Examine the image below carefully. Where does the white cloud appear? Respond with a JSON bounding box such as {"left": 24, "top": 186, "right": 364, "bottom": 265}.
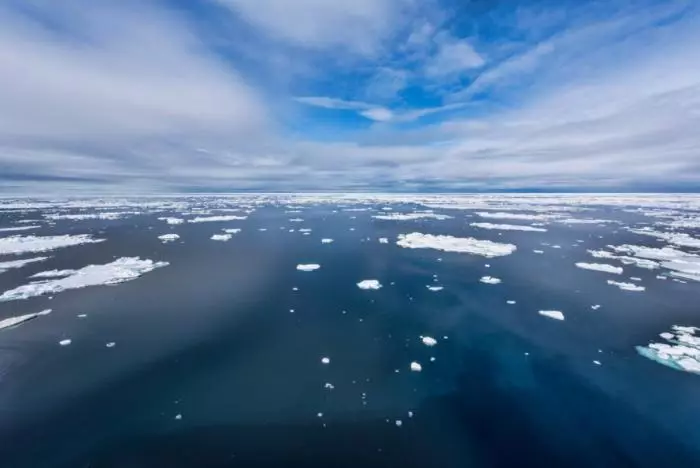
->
{"left": 423, "top": 39, "right": 484, "bottom": 78}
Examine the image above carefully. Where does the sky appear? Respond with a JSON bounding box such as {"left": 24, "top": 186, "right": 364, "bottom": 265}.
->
{"left": 1, "top": 0, "right": 699, "bottom": 193}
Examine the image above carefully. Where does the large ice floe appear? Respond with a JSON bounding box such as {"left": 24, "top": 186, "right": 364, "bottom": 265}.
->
{"left": 396, "top": 233, "right": 516, "bottom": 257}
{"left": 357, "top": 279, "right": 382, "bottom": 290}
{"left": 211, "top": 234, "right": 232, "bottom": 241}
{"left": 474, "top": 212, "right": 557, "bottom": 221}
{"left": 189, "top": 215, "right": 247, "bottom": 223}
{"left": 575, "top": 263, "right": 623, "bottom": 274}
{"left": 480, "top": 276, "right": 502, "bottom": 284}
{"left": 373, "top": 212, "right": 453, "bottom": 221}
{"left": 0, "top": 225, "right": 40, "bottom": 233}
{"left": 296, "top": 264, "right": 320, "bottom": 272}
{"left": 609, "top": 245, "right": 700, "bottom": 282}
{"left": 539, "top": 310, "right": 565, "bottom": 321}
{"left": 158, "top": 234, "right": 180, "bottom": 243}
{"left": 636, "top": 326, "right": 700, "bottom": 374}
{"left": 607, "top": 280, "right": 645, "bottom": 292}
{"left": 628, "top": 228, "right": 700, "bottom": 249}
{"left": 0, "top": 257, "right": 168, "bottom": 302}
{"left": 0, "top": 309, "right": 52, "bottom": 330}
{"left": 470, "top": 223, "right": 547, "bottom": 232}
{"left": 0, "top": 234, "right": 104, "bottom": 255}
{"left": 158, "top": 217, "right": 185, "bottom": 225}
{"left": 0, "top": 256, "right": 48, "bottom": 274}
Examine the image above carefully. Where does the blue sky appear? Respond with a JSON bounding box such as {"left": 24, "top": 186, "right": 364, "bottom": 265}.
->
{"left": 1, "top": 0, "right": 699, "bottom": 192}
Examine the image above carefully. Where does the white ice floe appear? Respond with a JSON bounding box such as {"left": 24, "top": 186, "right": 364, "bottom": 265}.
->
{"left": 507, "top": 300, "right": 516, "bottom": 305}
{"left": 297, "top": 264, "right": 320, "bottom": 272}
{"left": 556, "top": 218, "right": 613, "bottom": 224}
{"left": 158, "top": 217, "right": 185, "bottom": 225}
{"left": 324, "top": 383, "right": 335, "bottom": 390}
{"left": 223, "top": 228, "right": 241, "bottom": 234}
{"left": 357, "top": 279, "right": 382, "bottom": 290}
{"left": 480, "top": 276, "right": 502, "bottom": 284}
{"left": 0, "top": 225, "right": 40, "bottom": 233}
{"left": 421, "top": 336, "right": 437, "bottom": 347}
{"left": 0, "top": 257, "right": 168, "bottom": 302}
{"left": 321, "top": 357, "right": 330, "bottom": 364}
{"left": 59, "top": 339, "right": 72, "bottom": 346}
{"left": 410, "top": 362, "right": 422, "bottom": 372}
{"left": 396, "top": 233, "right": 516, "bottom": 258}
{"left": 0, "top": 234, "right": 104, "bottom": 255}
{"left": 289, "top": 218, "right": 304, "bottom": 223}
{"left": 30, "top": 269, "right": 75, "bottom": 278}
{"left": 189, "top": 215, "right": 247, "bottom": 223}
{"left": 636, "top": 325, "right": 700, "bottom": 374}
{"left": 475, "top": 212, "right": 556, "bottom": 221}
{"left": 379, "top": 238, "right": 389, "bottom": 244}
{"left": 158, "top": 234, "right": 180, "bottom": 243}
{"left": 610, "top": 245, "right": 700, "bottom": 281}
{"left": 373, "top": 212, "right": 453, "bottom": 221}
{"left": 426, "top": 285, "right": 443, "bottom": 291}
{"left": 0, "top": 256, "right": 48, "bottom": 274}
{"left": 539, "top": 310, "right": 565, "bottom": 321}
{"left": 575, "top": 263, "right": 623, "bottom": 274}
{"left": 44, "top": 212, "right": 136, "bottom": 221}
{"left": 591, "top": 305, "right": 601, "bottom": 310}
{"left": 470, "top": 223, "right": 547, "bottom": 232}
{"left": 0, "top": 309, "right": 51, "bottom": 330}
{"left": 628, "top": 228, "right": 700, "bottom": 249}
{"left": 607, "top": 280, "right": 645, "bottom": 292}
{"left": 321, "top": 238, "right": 334, "bottom": 244}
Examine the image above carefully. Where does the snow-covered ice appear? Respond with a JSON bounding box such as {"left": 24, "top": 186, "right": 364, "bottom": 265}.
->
{"left": 470, "top": 223, "right": 547, "bottom": 232}
{"left": 421, "top": 336, "right": 438, "bottom": 346}
{"left": 211, "top": 234, "right": 232, "bottom": 241}
{"left": 357, "top": 279, "right": 382, "bottom": 290}
{"left": 480, "top": 276, "right": 502, "bottom": 284}
{"left": 396, "top": 233, "right": 516, "bottom": 257}
{"left": 296, "top": 264, "right": 320, "bottom": 272}
{"left": 158, "top": 233, "right": 180, "bottom": 243}
{"left": 636, "top": 325, "right": 700, "bottom": 375}
{"left": 410, "top": 362, "right": 422, "bottom": 372}
{"left": 0, "top": 309, "right": 51, "bottom": 330}
{"left": 539, "top": 310, "right": 565, "bottom": 321}
{"left": 189, "top": 215, "right": 247, "bottom": 223}
{"left": 0, "top": 256, "right": 48, "bottom": 274}
{"left": 607, "top": 280, "right": 645, "bottom": 292}
{"left": 575, "top": 263, "right": 623, "bottom": 274}
{"left": 0, "top": 234, "right": 104, "bottom": 255}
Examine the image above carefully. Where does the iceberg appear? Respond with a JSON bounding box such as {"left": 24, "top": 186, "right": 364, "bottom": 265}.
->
{"left": 397, "top": 233, "right": 516, "bottom": 257}
{"left": 0, "top": 257, "right": 168, "bottom": 302}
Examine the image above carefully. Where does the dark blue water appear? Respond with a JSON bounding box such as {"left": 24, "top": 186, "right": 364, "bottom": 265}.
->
{"left": 1, "top": 201, "right": 699, "bottom": 467}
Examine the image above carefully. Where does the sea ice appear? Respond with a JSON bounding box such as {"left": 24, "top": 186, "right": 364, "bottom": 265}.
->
{"left": 396, "top": 233, "right": 516, "bottom": 257}
{"left": 470, "top": 223, "right": 547, "bottom": 232}
{"left": 575, "top": 263, "right": 623, "bottom": 274}
{"left": 607, "top": 280, "right": 645, "bottom": 292}
{"left": 0, "top": 234, "right": 104, "bottom": 255}
{"left": 297, "top": 264, "right": 320, "bottom": 271}
{"left": 480, "top": 276, "right": 502, "bottom": 284}
{"left": 158, "top": 233, "right": 180, "bottom": 243}
{"left": 0, "top": 256, "right": 48, "bottom": 274}
{"left": 539, "top": 310, "right": 565, "bottom": 321}
{"left": 0, "top": 309, "right": 51, "bottom": 330}
{"left": 357, "top": 279, "right": 382, "bottom": 290}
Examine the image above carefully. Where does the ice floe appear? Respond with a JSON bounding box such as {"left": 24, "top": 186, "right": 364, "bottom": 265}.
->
{"left": 0, "top": 309, "right": 51, "bottom": 330}
{"left": 211, "top": 234, "right": 232, "bottom": 241}
{"left": 426, "top": 285, "right": 443, "bottom": 291}
{"left": 321, "top": 357, "right": 330, "bottom": 364}
{"left": 539, "top": 310, "right": 565, "bottom": 321}
{"left": 575, "top": 263, "right": 623, "bottom": 274}
{"left": 410, "top": 362, "right": 422, "bottom": 372}
{"left": 158, "top": 217, "right": 185, "bottom": 225}
{"left": 223, "top": 228, "right": 242, "bottom": 234}
{"left": 607, "top": 280, "right": 645, "bottom": 292}
{"left": 421, "top": 336, "right": 437, "bottom": 346}
{"left": 396, "top": 233, "right": 516, "bottom": 257}
{"left": 158, "top": 234, "right": 180, "bottom": 243}
{"left": 470, "top": 223, "right": 547, "bottom": 232}
{"left": 0, "top": 256, "right": 48, "bottom": 274}
{"left": 189, "top": 215, "right": 247, "bottom": 223}
{"left": 373, "top": 212, "right": 453, "bottom": 221}
{"left": 0, "top": 225, "right": 40, "bottom": 233}
{"left": 628, "top": 228, "right": 700, "bottom": 249}
{"left": 636, "top": 325, "right": 700, "bottom": 374}
{"left": 0, "top": 257, "right": 168, "bottom": 302}
{"left": 0, "top": 234, "right": 104, "bottom": 255}
{"left": 475, "top": 212, "right": 556, "bottom": 221}
{"left": 379, "top": 237, "right": 389, "bottom": 244}
{"left": 297, "top": 264, "right": 320, "bottom": 272}
{"left": 480, "top": 276, "right": 502, "bottom": 284}
{"left": 321, "top": 238, "right": 334, "bottom": 244}
{"left": 357, "top": 279, "right": 382, "bottom": 290}
{"left": 59, "top": 339, "right": 72, "bottom": 346}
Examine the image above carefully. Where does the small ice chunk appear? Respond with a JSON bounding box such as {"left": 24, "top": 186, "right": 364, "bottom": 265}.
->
{"left": 297, "top": 264, "right": 320, "bottom": 272}
{"left": 410, "top": 362, "right": 422, "bottom": 372}
{"left": 321, "top": 357, "right": 330, "bottom": 364}
{"left": 593, "top": 360, "right": 602, "bottom": 366}
{"left": 211, "top": 233, "right": 232, "bottom": 241}
{"left": 106, "top": 342, "right": 116, "bottom": 348}
{"left": 426, "top": 285, "right": 443, "bottom": 291}
{"left": 223, "top": 228, "right": 241, "bottom": 234}
{"left": 607, "top": 280, "right": 645, "bottom": 292}
{"left": 421, "top": 336, "right": 437, "bottom": 347}
{"left": 59, "top": 339, "right": 72, "bottom": 346}
{"left": 0, "top": 309, "right": 51, "bottom": 330}
{"left": 158, "top": 233, "right": 180, "bottom": 243}
{"left": 379, "top": 238, "right": 389, "bottom": 244}
{"left": 357, "top": 279, "right": 382, "bottom": 290}
{"left": 324, "top": 383, "right": 335, "bottom": 390}
{"left": 480, "top": 276, "right": 501, "bottom": 285}
{"left": 395, "top": 420, "right": 403, "bottom": 427}
{"left": 539, "top": 310, "right": 565, "bottom": 321}
{"left": 507, "top": 300, "right": 516, "bottom": 305}
{"left": 175, "top": 414, "right": 182, "bottom": 420}
{"left": 591, "top": 304, "right": 601, "bottom": 310}
{"left": 321, "top": 238, "right": 334, "bottom": 244}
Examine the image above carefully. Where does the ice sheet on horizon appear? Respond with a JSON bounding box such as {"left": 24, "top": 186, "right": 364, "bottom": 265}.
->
{"left": 471, "top": 223, "right": 547, "bottom": 232}
{"left": 575, "top": 263, "right": 623, "bottom": 274}
{"left": 0, "top": 256, "right": 49, "bottom": 274}
{"left": 0, "top": 257, "right": 168, "bottom": 302}
{"left": 396, "top": 233, "right": 516, "bottom": 257}
{"left": 0, "top": 234, "right": 104, "bottom": 256}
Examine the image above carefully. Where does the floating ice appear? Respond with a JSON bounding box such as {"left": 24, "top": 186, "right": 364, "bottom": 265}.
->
{"left": 426, "top": 285, "right": 443, "bottom": 291}
{"left": 475, "top": 212, "right": 555, "bottom": 221}
{"left": 211, "top": 234, "right": 232, "bottom": 241}
{"left": 106, "top": 342, "right": 116, "bottom": 348}
{"left": 379, "top": 238, "right": 389, "bottom": 244}
{"left": 321, "top": 238, "right": 334, "bottom": 244}
{"left": 395, "top": 420, "right": 403, "bottom": 427}
{"left": 324, "top": 383, "right": 335, "bottom": 390}
{"left": 0, "top": 309, "right": 51, "bottom": 330}
{"left": 629, "top": 228, "right": 700, "bottom": 249}
{"left": 297, "top": 264, "right": 320, "bottom": 272}
{"left": 189, "top": 215, "right": 247, "bottom": 223}
{"left": 30, "top": 269, "right": 75, "bottom": 278}
{"left": 396, "top": 233, "right": 516, "bottom": 257}
{"left": 0, "top": 234, "right": 104, "bottom": 255}
{"left": 158, "top": 217, "right": 185, "bottom": 225}
{"left": 373, "top": 213, "right": 452, "bottom": 221}
{"left": 158, "top": 234, "right": 180, "bottom": 243}
{"left": 607, "top": 280, "right": 645, "bottom": 292}
{"left": 289, "top": 218, "right": 304, "bottom": 223}
{"left": 223, "top": 228, "right": 241, "bottom": 234}
{"left": 321, "top": 357, "right": 330, "bottom": 364}
{"left": 357, "top": 279, "right": 382, "bottom": 290}
{"left": 0, "top": 256, "right": 48, "bottom": 274}
{"left": 507, "top": 300, "right": 516, "bottom": 304}
{"left": 410, "top": 362, "right": 422, "bottom": 372}
{"left": 575, "top": 263, "right": 623, "bottom": 274}
{"left": 539, "top": 310, "right": 565, "bottom": 321}
{"left": 421, "top": 336, "right": 437, "bottom": 347}
{"left": 470, "top": 223, "right": 547, "bottom": 232}
{"left": 636, "top": 325, "right": 700, "bottom": 374}
{"left": 480, "top": 276, "right": 501, "bottom": 285}
{"left": 0, "top": 257, "right": 168, "bottom": 302}
{"left": 0, "top": 225, "right": 40, "bottom": 233}
{"left": 59, "top": 339, "right": 72, "bottom": 346}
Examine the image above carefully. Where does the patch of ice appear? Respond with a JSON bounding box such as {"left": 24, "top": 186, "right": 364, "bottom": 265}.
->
{"left": 297, "top": 264, "right": 320, "bottom": 272}
{"left": 507, "top": 300, "right": 516, "bottom": 305}
{"left": 607, "top": 280, "right": 645, "bottom": 292}
{"left": 0, "top": 256, "right": 48, "bottom": 274}
{"left": 158, "top": 217, "right": 185, "bottom": 225}
{"left": 59, "top": 339, "right": 72, "bottom": 346}
{"left": 480, "top": 276, "right": 502, "bottom": 284}
{"left": 0, "top": 225, "right": 40, "bottom": 233}
{"left": 223, "top": 228, "right": 241, "bottom": 234}
{"left": 539, "top": 310, "right": 565, "bottom": 321}
{"left": 379, "top": 238, "right": 389, "bottom": 244}
{"left": 629, "top": 228, "right": 700, "bottom": 249}
{"left": 575, "top": 263, "right": 623, "bottom": 274}
{"left": 426, "top": 285, "right": 443, "bottom": 291}
{"left": 189, "top": 215, "right": 247, "bottom": 223}
{"left": 0, "top": 257, "right": 168, "bottom": 302}
{"left": 373, "top": 212, "right": 453, "bottom": 221}
{"left": 357, "top": 279, "right": 382, "bottom": 290}
{"left": 30, "top": 269, "right": 75, "bottom": 278}
{"left": 158, "top": 233, "right": 180, "bottom": 243}
{"left": 475, "top": 212, "right": 555, "bottom": 221}
{"left": 410, "top": 362, "right": 422, "bottom": 372}
{"left": 321, "top": 357, "right": 330, "bottom": 364}
{"left": 422, "top": 336, "right": 438, "bottom": 347}
{"left": 396, "top": 233, "right": 516, "bottom": 257}
{"left": 0, "top": 309, "right": 51, "bottom": 330}
{"left": 0, "top": 234, "right": 104, "bottom": 255}
{"left": 211, "top": 234, "right": 232, "bottom": 241}
{"left": 321, "top": 238, "right": 334, "bottom": 244}
{"left": 470, "top": 223, "right": 547, "bottom": 232}
{"left": 636, "top": 325, "right": 700, "bottom": 375}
